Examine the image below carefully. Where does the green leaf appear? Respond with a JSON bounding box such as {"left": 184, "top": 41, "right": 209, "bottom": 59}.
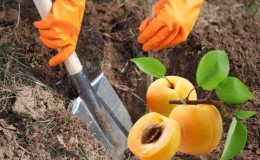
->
{"left": 221, "top": 118, "right": 247, "bottom": 160}
{"left": 233, "top": 110, "right": 256, "bottom": 120}
{"left": 196, "top": 50, "right": 229, "bottom": 90}
{"left": 216, "top": 77, "right": 255, "bottom": 104}
{"left": 130, "top": 57, "right": 166, "bottom": 78}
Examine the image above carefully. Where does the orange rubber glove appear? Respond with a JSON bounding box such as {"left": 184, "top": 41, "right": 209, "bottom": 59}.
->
{"left": 138, "top": 0, "right": 204, "bottom": 52}
{"left": 34, "top": 0, "right": 86, "bottom": 66}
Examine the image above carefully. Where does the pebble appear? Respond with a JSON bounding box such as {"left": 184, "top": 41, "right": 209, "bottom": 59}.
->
{"left": 256, "top": 148, "right": 260, "bottom": 155}
{"left": 247, "top": 144, "right": 254, "bottom": 149}
{"left": 85, "top": 61, "right": 93, "bottom": 68}
{"left": 0, "top": 11, "right": 6, "bottom": 21}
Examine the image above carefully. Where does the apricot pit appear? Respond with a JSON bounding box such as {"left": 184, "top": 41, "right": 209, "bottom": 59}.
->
{"left": 141, "top": 123, "right": 163, "bottom": 144}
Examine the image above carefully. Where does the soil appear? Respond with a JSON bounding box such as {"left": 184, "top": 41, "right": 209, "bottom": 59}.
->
{"left": 0, "top": 0, "right": 259, "bottom": 159}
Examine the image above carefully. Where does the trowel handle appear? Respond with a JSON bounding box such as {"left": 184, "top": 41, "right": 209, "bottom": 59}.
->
{"left": 33, "top": 0, "right": 82, "bottom": 75}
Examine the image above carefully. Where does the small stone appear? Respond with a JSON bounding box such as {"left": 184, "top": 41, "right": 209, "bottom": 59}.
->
{"left": 85, "top": 61, "right": 93, "bottom": 68}
{"left": 0, "top": 11, "right": 6, "bottom": 21}
{"left": 6, "top": 8, "right": 18, "bottom": 22}
{"left": 256, "top": 148, "right": 260, "bottom": 155}
{"left": 248, "top": 144, "right": 254, "bottom": 149}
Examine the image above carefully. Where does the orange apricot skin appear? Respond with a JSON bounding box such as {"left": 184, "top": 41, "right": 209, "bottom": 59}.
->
{"left": 169, "top": 104, "right": 223, "bottom": 155}
{"left": 127, "top": 112, "right": 181, "bottom": 160}
{"left": 146, "top": 76, "right": 197, "bottom": 116}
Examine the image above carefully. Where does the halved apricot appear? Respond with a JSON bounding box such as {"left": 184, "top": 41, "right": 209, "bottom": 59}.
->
{"left": 128, "top": 112, "right": 181, "bottom": 160}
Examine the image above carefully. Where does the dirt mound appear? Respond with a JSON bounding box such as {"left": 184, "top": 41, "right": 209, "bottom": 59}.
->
{"left": 0, "top": 110, "right": 110, "bottom": 160}
{"left": 0, "top": 84, "right": 109, "bottom": 159}
{"left": 12, "top": 85, "right": 65, "bottom": 120}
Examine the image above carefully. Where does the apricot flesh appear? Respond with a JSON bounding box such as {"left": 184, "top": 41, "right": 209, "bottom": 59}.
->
{"left": 169, "top": 104, "right": 223, "bottom": 155}
{"left": 127, "top": 112, "right": 181, "bottom": 160}
{"left": 146, "top": 76, "right": 197, "bottom": 116}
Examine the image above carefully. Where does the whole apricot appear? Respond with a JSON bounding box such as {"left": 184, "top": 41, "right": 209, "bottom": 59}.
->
{"left": 127, "top": 112, "right": 181, "bottom": 160}
{"left": 169, "top": 104, "right": 223, "bottom": 155}
{"left": 146, "top": 76, "right": 197, "bottom": 116}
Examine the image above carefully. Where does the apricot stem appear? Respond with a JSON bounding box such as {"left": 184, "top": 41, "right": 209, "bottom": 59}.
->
{"left": 164, "top": 76, "right": 174, "bottom": 89}
{"left": 141, "top": 123, "right": 163, "bottom": 144}
{"left": 169, "top": 99, "right": 223, "bottom": 107}
{"left": 186, "top": 86, "right": 199, "bottom": 100}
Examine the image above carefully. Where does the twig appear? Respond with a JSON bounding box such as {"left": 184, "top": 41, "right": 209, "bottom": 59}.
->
{"left": 133, "top": 66, "right": 142, "bottom": 77}
{"left": 206, "top": 90, "right": 214, "bottom": 99}
{"left": 113, "top": 83, "right": 135, "bottom": 92}
{"left": 0, "top": 96, "right": 16, "bottom": 101}
{"left": 169, "top": 99, "right": 223, "bottom": 107}
{"left": 38, "top": 117, "right": 55, "bottom": 123}
{"left": 9, "top": 55, "right": 29, "bottom": 68}
{"left": 132, "top": 93, "right": 146, "bottom": 104}
{"left": 13, "top": 2, "right": 21, "bottom": 44}
{"left": 18, "top": 144, "right": 36, "bottom": 155}
{"left": 85, "top": 29, "right": 114, "bottom": 39}
{"left": 121, "top": 61, "right": 129, "bottom": 73}
{"left": 14, "top": 3, "right": 20, "bottom": 30}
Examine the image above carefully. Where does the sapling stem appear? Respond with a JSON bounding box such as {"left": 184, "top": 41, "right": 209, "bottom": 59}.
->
{"left": 206, "top": 90, "right": 214, "bottom": 100}
{"left": 147, "top": 0, "right": 157, "bottom": 87}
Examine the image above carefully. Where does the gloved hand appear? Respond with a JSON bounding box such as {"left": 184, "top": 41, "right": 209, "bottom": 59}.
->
{"left": 34, "top": 0, "right": 86, "bottom": 66}
{"left": 138, "top": 0, "right": 204, "bottom": 52}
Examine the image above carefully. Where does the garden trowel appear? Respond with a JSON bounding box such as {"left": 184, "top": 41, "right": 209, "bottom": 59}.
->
{"left": 33, "top": 0, "right": 132, "bottom": 159}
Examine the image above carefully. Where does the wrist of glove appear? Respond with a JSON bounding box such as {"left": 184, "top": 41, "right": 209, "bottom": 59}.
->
{"left": 34, "top": 0, "right": 86, "bottom": 66}
{"left": 138, "top": 0, "right": 204, "bottom": 52}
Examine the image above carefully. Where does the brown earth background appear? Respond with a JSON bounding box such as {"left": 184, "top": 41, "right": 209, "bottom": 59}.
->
{"left": 0, "top": 0, "right": 259, "bottom": 159}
